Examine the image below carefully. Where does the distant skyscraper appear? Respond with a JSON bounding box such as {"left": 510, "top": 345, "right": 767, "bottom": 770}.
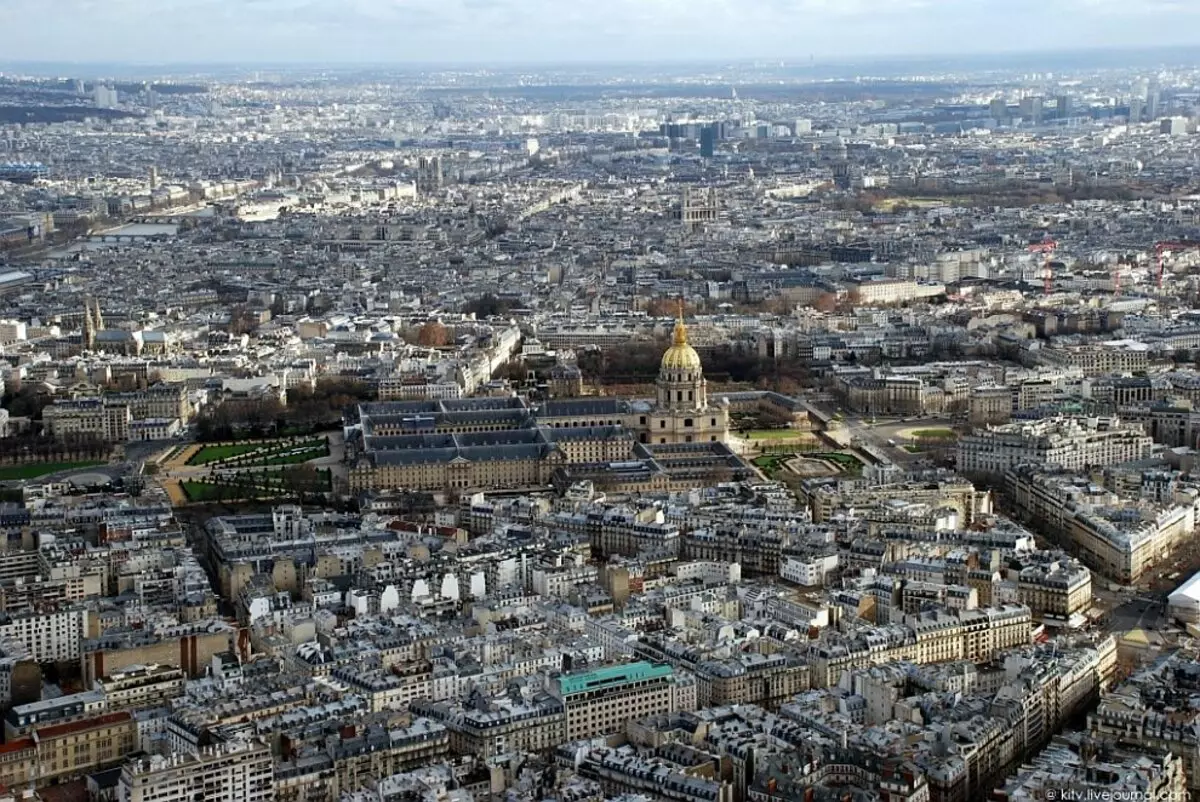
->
{"left": 1019, "top": 96, "right": 1044, "bottom": 124}
{"left": 699, "top": 126, "right": 716, "bottom": 159}
{"left": 93, "top": 85, "right": 117, "bottom": 109}
{"left": 989, "top": 98, "right": 1008, "bottom": 123}
{"left": 1129, "top": 97, "right": 1145, "bottom": 124}
{"left": 1056, "top": 95, "right": 1072, "bottom": 119}
{"left": 1162, "top": 117, "right": 1189, "bottom": 136}
{"left": 1146, "top": 84, "right": 1161, "bottom": 121}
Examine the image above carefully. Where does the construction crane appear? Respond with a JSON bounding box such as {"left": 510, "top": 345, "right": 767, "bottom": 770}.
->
{"left": 1155, "top": 240, "right": 1200, "bottom": 290}
{"left": 1028, "top": 239, "right": 1058, "bottom": 296}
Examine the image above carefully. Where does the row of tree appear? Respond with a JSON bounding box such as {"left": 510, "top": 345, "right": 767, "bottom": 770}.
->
{"left": 0, "top": 433, "right": 110, "bottom": 465}
{"left": 194, "top": 378, "right": 374, "bottom": 441}
{"left": 576, "top": 341, "right": 814, "bottom": 395}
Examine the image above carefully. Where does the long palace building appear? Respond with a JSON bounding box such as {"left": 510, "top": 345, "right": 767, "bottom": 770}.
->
{"left": 347, "top": 312, "right": 762, "bottom": 494}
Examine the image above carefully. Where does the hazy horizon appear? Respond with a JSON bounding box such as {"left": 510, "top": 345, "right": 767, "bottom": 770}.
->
{"left": 5, "top": 0, "right": 1200, "bottom": 68}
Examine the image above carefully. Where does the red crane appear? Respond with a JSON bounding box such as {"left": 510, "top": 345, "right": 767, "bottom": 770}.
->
{"left": 1155, "top": 241, "right": 1200, "bottom": 290}
{"left": 1028, "top": 239, "right": 1058, "bottom": 296}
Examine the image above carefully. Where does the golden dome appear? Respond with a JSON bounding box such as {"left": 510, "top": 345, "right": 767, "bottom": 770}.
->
{"left": 660, "top": 310, "right": 703, "bottom": 372}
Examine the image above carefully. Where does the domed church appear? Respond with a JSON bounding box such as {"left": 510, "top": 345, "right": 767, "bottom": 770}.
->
{"left": 644, "top": 306, "right": 730, "bottom": 445}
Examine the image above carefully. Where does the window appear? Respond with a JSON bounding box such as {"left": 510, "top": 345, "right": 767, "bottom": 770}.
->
{"left": 711, "top": 418, "right": 716, "bottom": 426}
{"left": 688, "top": 391, "right": 693, "bottom": 401}
{"left": 684, "top": 418, "right": 693, "bottom": 427}
{"left": 660, "top": 421, "right": 666, "bottom": 429}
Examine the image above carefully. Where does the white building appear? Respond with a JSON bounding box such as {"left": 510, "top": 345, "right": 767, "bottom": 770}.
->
{"left": 1168, "top": 571, "right": 1200, "bottom": 626}
{"left": 118, "top": 739, "right": 273, "bottom": 802}
{"left": 0, "top": 609, "right": 87, "bottom": 662}
{"left": 780, "top": 554, "right": 839, "bottom": 587}
{"left": 957, "top": 416, "right": 1152, "bottom": 476}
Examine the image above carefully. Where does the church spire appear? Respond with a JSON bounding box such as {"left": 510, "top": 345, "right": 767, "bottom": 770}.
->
{"left": 83, "top": 297, "right": 96, "bottom": 349}
{"left": 672, "top": 299, "right": 688, "bottom": 346}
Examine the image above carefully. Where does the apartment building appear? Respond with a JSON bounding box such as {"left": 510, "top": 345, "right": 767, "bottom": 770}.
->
{"left": 95, "top": 664, "right": 186, "bottom": 712}
{"left": 117, "top": 739, "right": 274, "bottom": 802}
{"left": 1037, "top": 342, "right": 1150, "bottom": 377}
{"left": 1006, "top": 467, "right": 1195, "bottom": 583}
{"left": 1017, "top": 561, "right": 1092, "bottom": 620}
{"left": 412, "top": 696, "right": 565, "bottom": 759}
{"left": 694, "top": 653, "right": 810, "bottom": 709}
{"left": 806, "top": 605, "right": 1032, "bottom": 689}
{"left": 575, "top": 745, "right": 735, "bottom": 802}
{"left": 0, "top": 711, "right": 137, "bottom": 789}
{"left": 957, "top": 416, "right": 1152, "bottom": 476}
{"left": 42, "top": 385, "right": 191, "bottom": 443}
{"left": 329, "top": 719, "right": 449, "bottom": 792}
{"left": 0, "top": 608, "right": 87, "bottom": 662}
{"left": 549, "top": 662, "right": 695, "bottom": 741}
{"left": 846, "top": 278, "right": 945, "bottom": 306}
{"left": 779, "top": 554, "right": 839, "bottom": 587}
{"left": 377, "top": 376, "right": 462, "bottom": 401}
{"left": 805, "top": 475, "right": 991, "bottom": 526}
{"left": 43, "top": 397, "right": 131, "bottom": 442}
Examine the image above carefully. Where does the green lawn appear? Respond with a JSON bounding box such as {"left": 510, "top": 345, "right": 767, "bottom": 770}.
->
{"left": 903, "top": 445, "right": 924, "bottom": 453}
{"left": 0, "top": 461, "right": 105, "bottom": 481}
{"left": 258, "top": 447, "right": 327, "bottom": 466}
{"left": 188, "top": 438, "right": 327, "bottom": 466}
{"left": 911, "top": 429, "right": 956, "bottom": 440}
{"left": 180, "top": 481, "right": 223, "bottom": 501}
{"left": 182, "top": 479, "right": 276, "bottom": 502}
{"left": 188, "top": 443, "right": 267, "bottom": 465}
{"left": 184, "top": 465, "right": 333, "bottom": 502}
{"left": 752, "top": 455, "right": 789, "bottom": 476}
{"left": 810, "top": 452, "right": 862, "bottom": 468}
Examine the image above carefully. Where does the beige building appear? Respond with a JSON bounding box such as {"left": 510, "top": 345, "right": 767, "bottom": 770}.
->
{"left": 957, "top": 416, "right": 1152, "bottom": 477}
{"left": 807, "top": 605, "right": 1032, "bottom": 689}
{"left": 1037, "top": 342, "right": 1150, "bottom": 376}
{"left": 549, "top": 661, "right": 695, "bottom": 742}
{"left": 0, "top": 711, "right": 137, "bottom": 789}
{"left": 1017, "top": 562, "right": 1092, "bottom": 620}
{"left": 1006, "top": 467, "right": 1195, "bottom": 583}
{"left": 95, "top": 663, "right": 186, "bottom": 711}
{"left": 348, "top": 311, "right": 731, "bottom": 494}
{"left": 695, "top": 654, "right": 810, "bottom": 709}
{"left": 81, "top": 623, "right": 235, "bottom": 686}
{"left": 969, "top": 385, "right": 1013, "bottom": 426}
{"left": 43, "top": 398, "right": 132, "bottom": 442}
{"left": 805, "top": 476, "right": 991, "bottom": 526}
{"left": 43, "top": 385, "right": 190, "bottom": 443}
{"left": 846, "top": 278, "right": 946, "bottom": 306}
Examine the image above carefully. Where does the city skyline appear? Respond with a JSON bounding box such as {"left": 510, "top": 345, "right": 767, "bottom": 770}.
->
{"left": 5, "top": 0, "right": 1200, "bottom": 65}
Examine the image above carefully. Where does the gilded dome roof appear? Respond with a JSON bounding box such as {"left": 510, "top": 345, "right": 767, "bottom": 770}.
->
{"left": 661, "top": 312, "right": 702, "bottom": 372}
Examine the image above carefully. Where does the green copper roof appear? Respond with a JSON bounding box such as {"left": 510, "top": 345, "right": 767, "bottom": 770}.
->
{"left": 556, "top": 661, "right": 673, "bottom": 695}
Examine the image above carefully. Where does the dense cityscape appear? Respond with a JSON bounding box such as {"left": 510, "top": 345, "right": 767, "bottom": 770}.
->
{"left": 1, "top": 43, "right": 1200, "bottom": 802}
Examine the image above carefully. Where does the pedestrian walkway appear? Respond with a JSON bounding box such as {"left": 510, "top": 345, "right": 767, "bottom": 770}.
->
{"left": 166, "top": 444, "right": 200, "bottom": 469}
{"left": 162, "top": 478, "right": 189, "bottom": 506}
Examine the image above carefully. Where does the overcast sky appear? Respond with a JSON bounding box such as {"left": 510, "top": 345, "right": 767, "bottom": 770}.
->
{"left": 5, "top": 0, "right": 1200, "bottom": 65}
